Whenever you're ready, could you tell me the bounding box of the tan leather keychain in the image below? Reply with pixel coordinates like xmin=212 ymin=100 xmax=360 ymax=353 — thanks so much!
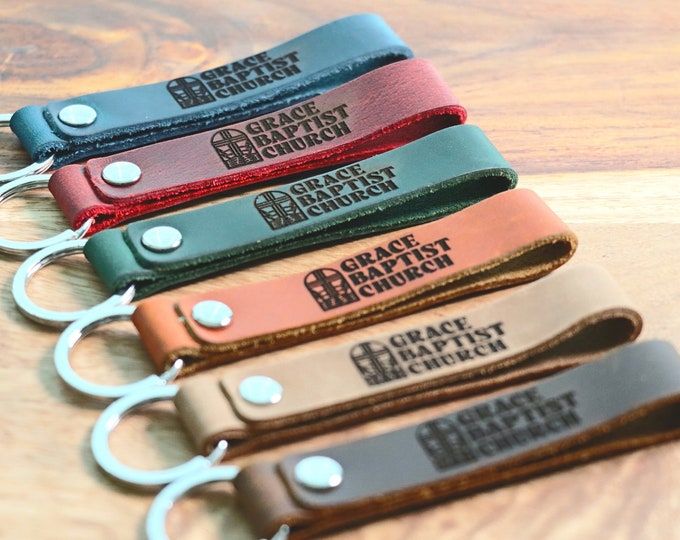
xmin=90 ymin=263 xmax=642 ymax=490
xmin=55 ymin=189 xmax=577 ymax=400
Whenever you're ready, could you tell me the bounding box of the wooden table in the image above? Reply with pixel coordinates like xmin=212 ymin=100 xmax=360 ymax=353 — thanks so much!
xmin=1 ymin=1 xmax=679 ymax=539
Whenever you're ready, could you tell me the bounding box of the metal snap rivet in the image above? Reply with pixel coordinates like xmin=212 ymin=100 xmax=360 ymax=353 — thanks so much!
xmin=102 ymin=161 xmax=141 ymax=186
xmin=238 ymin=375 xmax=283 ymax=405
xmin=58 ymin=104 xmax=97 ymax=127
xmin=141 ymin=226 xmax=183 ymax=253
xmin=294 ymin=456 xmax=344 ymax=490
xmin=191 ymin=300 xmax=233 ymax=329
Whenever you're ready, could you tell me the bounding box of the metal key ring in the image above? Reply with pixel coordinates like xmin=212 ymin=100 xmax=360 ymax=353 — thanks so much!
xmin=147 ymin=466 xmax=290 ymax=540
xmin=12 ymin=238 xmax=136 ymax=327
xmin=91 ymin=384 xmax=228 ymax=489
xmin=55 ymin=303 xmax=184 ymax=400
xmin=0 ymin=174 xmax=94 ymax=255
xmin=0 ymin=113 xmax=55 ymax=183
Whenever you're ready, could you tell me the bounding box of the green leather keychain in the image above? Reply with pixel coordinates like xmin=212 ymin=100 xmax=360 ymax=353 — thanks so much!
xmin=13 ymin=125 xmax=517 ymax=327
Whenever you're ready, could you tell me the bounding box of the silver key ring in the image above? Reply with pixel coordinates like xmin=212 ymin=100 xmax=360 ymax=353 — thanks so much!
xmin=54 ymin=303 xmax=184 ymax=400
xmin=147 ymin=466 xmax=290 ymax=540
xmin=91 ymin=384 xmax=228 ymax=489
xmin=12 ymin=238 xmax=136 ymax=327
xmin=0 ymin=113 xmax=55 ymax=183
xmin=0 ymin=174 xmax=94 ymax=255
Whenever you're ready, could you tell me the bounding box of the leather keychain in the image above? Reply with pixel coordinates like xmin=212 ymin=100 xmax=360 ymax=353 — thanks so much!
xmin=54 ymin=189 xmax=577 ymax=400
xmin=137 ymin=340 xmax=680 ymax=540
xmin=1 ymin=13 xmax=412 ymax=181
xmin=89 ymin=263 xmax=643 ymax=491
xmin=0 ymin=59 xmax=466 ymax=255
xmin=16 ymin=124 xmax=514 ymax=327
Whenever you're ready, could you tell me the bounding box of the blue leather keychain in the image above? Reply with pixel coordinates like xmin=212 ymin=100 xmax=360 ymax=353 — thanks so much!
xmin=1 ymin=14 xmax=412 ymax=180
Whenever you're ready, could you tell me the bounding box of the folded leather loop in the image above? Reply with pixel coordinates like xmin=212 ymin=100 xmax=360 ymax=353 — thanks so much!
xmin=49 ymin=58 xmax=466 ymax=232
xmin=232 ymin=340 xmax=680 ymax=539
xmin=131 ymin=189 xmax=577 ymax=374
xmin=82 ymin=125 xmax=511 ymax=298
xmin=174 ymin=264 xmax=642 ymax=455
xmin=9 ymin=14 xmax=413 ymax=167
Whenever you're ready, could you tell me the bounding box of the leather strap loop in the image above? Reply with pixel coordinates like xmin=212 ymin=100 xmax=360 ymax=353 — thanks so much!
xmin=9 ymin=14 xmax=413 ymax=166
xmin=174 ymin=264 xmax=642 ymax=455
xmin=82 ymin=125 xmax=511 ymax=297
xmin=131 ymin=189 xmax=577 ymax=373
xmin=233 ymin=340 xmax=680 ymax=539
xmin=49 ymin=59 xmax=466 ymax=232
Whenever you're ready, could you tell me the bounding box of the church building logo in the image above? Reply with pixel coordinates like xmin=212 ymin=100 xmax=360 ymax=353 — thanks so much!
xmin=166 ymin=77 xmax=216 ymax=109
xmin=304 ymin=268 xmax=359 ymax=311
xmin=350 ymin=341 xmax=406 ymax=385
xmin=416 ymin=418 xmax=477 ymax=471
xmin=254 ymin=191 xmax=308 ymax=230
xmin=211 ymin=128 xmax=264 ymax=169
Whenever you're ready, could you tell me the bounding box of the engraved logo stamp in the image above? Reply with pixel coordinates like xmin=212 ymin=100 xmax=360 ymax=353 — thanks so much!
xmin=350 ymin=341 xmax=407 ymax=386
xmin=349 ymin=317 xmax=508 ymax=386
xmin=416 ymin=388 xmax=581 ymax=471
xmin=206 ymin=100 xmax=352 ymax=171
xmin=252 ymin=164 xmax=398 ymax=230
xmin=304 ymin=268 xmax=359 ymax=311
xmin=254 ymin=191 xmax=308 ymax=230
xmin=167 ymin=77 xmax=216 ymax=109
xmin=167 ymin=51 xmax=301 ymax=108
xmin=304 ymin=234 xmax=454 ymax=311
xmin=417 ymin=418 xmax=477 ymax=470
xmin=211 ymin=128 xmax=264 ymax=169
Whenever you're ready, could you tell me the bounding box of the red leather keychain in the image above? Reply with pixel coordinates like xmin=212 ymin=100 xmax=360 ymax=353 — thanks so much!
xmin=0 ymin=59 xmax=466 ymax=255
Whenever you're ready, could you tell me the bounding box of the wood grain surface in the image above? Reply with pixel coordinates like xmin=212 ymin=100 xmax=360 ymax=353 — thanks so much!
xmin=1 ymin=1 xmax=679 ymax=539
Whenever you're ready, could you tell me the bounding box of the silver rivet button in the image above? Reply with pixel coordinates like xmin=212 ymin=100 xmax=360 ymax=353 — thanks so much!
xmin=239 ymin=375 xmax=283 ymax=405
xmin=141 ymin=226 xmax=183 ymax=253
xmin=102 ymin=161 xmax=141 ymax=186
xmin=294 ymin=456 xmax=343 ymax=490
xmin=58 ymin=104 xmax=97 ymax=127
xmin=192 ymin=300 xmax=233 ymax=328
